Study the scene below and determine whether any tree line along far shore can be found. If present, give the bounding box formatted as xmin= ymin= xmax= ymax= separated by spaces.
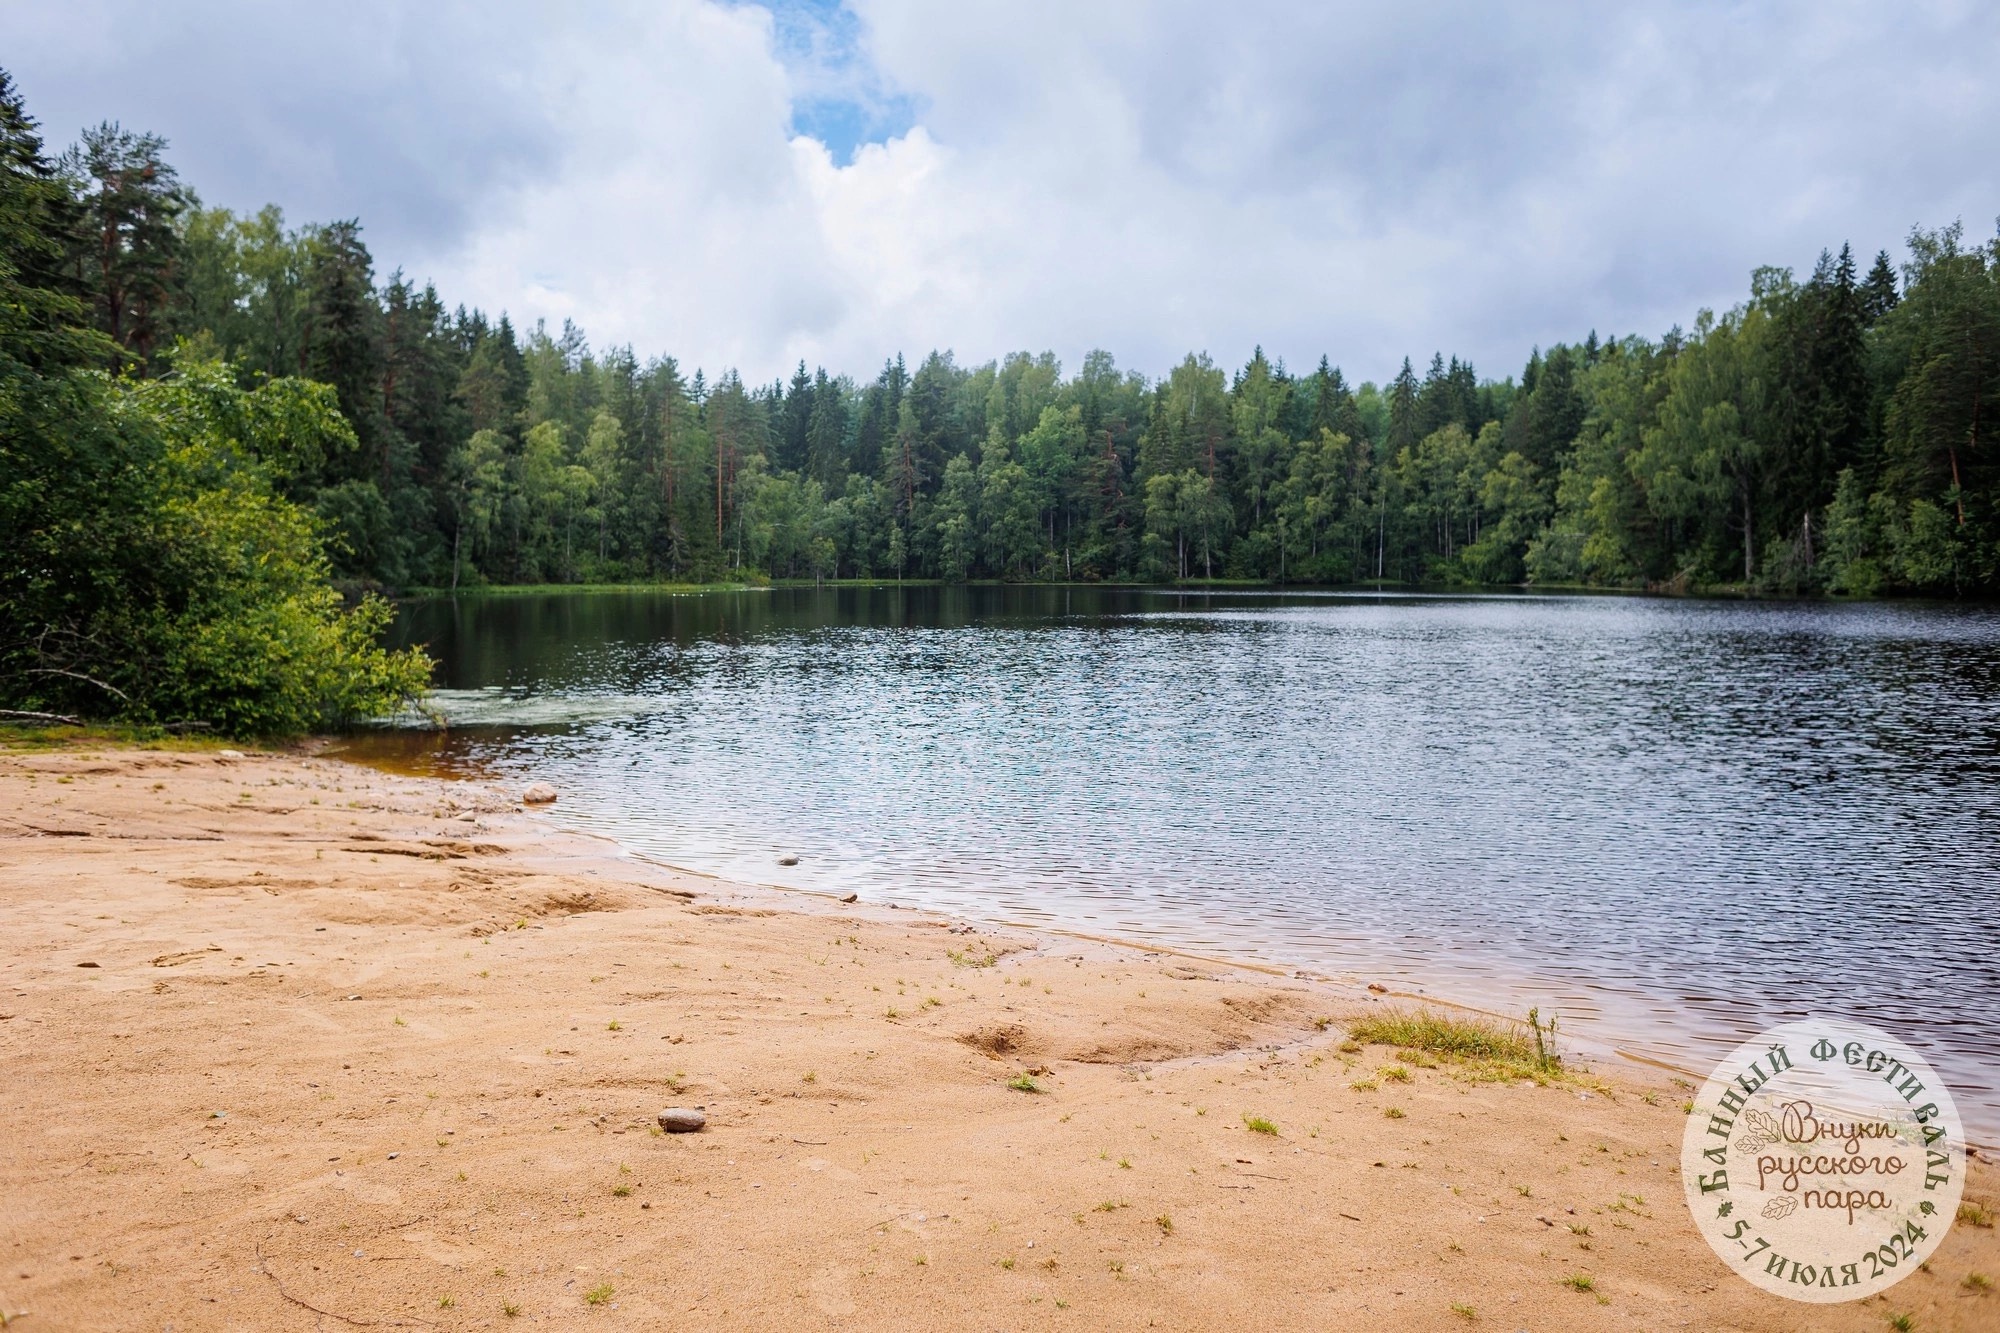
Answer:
xmin=5 ymin=69 xmax=1999 ymax=733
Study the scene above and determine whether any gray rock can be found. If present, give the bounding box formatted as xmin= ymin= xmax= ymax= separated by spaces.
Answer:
xmin=776 ymin=854 xmax=799 ymax=866
xmin=522 ymin=782 xmax=558 ymax=804
xmin=657 ymin=1106 xmax=707 ymax=1133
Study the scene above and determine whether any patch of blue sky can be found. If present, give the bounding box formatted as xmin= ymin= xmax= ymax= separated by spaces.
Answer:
xmin=755 ymin=0 xmax=920 ymax=164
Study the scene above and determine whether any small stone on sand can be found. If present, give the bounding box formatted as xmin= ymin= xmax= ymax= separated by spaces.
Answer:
xmin=839 ymin=893 xmax=857 ymax=904
xmin=777 ymin=854 xmax=799 ymax=866
xmin=523 ymin=782 xmax=558 ymax=804
xmin=658 ymin=1107 xmax=706 ymax=1133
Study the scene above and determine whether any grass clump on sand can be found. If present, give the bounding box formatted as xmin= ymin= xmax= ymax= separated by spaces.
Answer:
xmin=1348 ymin=1006 xmax=1565 ymax=1082
xmin=1243 ymin=1115 xmax=1278 ymax=1135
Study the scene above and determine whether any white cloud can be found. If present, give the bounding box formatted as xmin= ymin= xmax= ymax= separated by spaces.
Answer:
xmin=10 ymin=0 xmax=2000 ymax=385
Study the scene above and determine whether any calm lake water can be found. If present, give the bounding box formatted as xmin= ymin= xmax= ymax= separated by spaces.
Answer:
xmin=351 ymin=586 xmax=2000 ymax=1140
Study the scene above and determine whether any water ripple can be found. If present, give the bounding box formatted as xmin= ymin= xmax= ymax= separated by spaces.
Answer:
xmin=351 ymin=587 xmax=2000 ymax=1139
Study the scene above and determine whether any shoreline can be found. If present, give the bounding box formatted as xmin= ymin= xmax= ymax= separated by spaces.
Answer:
xmin=343 ymin=737 xmax=1995 ymax=1150
xmin=2 ymin=744 xmax=1994 ymax=1329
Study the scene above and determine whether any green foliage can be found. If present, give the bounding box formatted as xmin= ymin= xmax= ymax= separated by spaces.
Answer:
xmin=0 ymin=85 xmax=431 ymax=740
xmin=9 ymin=69 xmax=2000 ymax=600
xmin=1 ymin=358 xmax=432 ymax=735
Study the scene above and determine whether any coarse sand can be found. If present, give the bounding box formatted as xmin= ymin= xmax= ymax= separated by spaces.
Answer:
xmin=1 ymin=747 xmax=1994 ymax=1330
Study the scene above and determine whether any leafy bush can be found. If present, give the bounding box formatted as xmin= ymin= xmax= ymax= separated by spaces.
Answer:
xmin=2 ymin=362 xmax=432 ymax=735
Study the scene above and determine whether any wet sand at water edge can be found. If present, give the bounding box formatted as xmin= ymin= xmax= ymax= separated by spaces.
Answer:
xmin=1 ymin=746 xmax=1994 ymax=1330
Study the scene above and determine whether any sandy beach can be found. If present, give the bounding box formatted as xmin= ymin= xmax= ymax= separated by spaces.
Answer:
xmin=1 ymin=745 xmax=1993 ymax=1331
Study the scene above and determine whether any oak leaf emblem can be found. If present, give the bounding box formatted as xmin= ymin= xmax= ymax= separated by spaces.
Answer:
xmin=1762 ymin=1195 xmax=1799 ymax=1221
xmin=1735 ymin=1108 xmax=1782 ymax=1153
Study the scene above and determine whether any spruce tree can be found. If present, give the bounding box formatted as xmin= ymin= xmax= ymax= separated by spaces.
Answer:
xmin=1861 ymin=249 xmax=1900 ymax=326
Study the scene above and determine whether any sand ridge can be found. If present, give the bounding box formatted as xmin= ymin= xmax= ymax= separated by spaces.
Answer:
xmin=0 ymin=747 xmax=1994 ymax=1330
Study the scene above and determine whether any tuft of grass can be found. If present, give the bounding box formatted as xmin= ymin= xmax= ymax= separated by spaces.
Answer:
xmin=392 ymin=1016 xmax=406 ymax=1027
xmin=438 ymin=1295 xmax=455 ymax=1309
xmin=1350 ymin=1079 xmax=1378 ymax=1092
xmin=1964 ymin=1272 xmax=1990 ymax=1291
xmin=1561 ymin=1273 xmax=1594 ymax=1293
xmin=948 ymin=949 xmax=998 ymax=968
xmin=1887 ymin=1315 xmax=1914 ymax=1333
xmin=583 ymin=1282 xmax=614 ymax=1306
xmin=1243 ymin=1115 xmax=1278 ymax=1135
xmin=1155 ymin=1213 xmax=1173 ymax=1235
xmin=999 ymin=1256 xmax=1015 ymax=1270
xmin=802 ymin=1071 xmax=817 ymax=1084
xmin=1961 ymin=1200 xmax=1994 ymax=1228
xmin=502 ymin=1299 xmax=522 ymax=1317
xmin=1450 ymin=1302 xmax=1476 ymax=1321
xmin=1348 ymin=1005 xmax=1561 ymax=1081
xmin=1007 ymin=1073 xmax=1043 ymax=1093
xmin=612 ymin=1185 xmax=631 ymax=1198
xmin=1095 ymin=1199 xmax=1127 ymax=1212
xmin=1381 ymin=1065 xmax=1413 ymax=1083
xmin=1384 ymin=1107 xmax=1406 ymax=1119
xmin=606 ymin=1020 xmax=621 ymax=1031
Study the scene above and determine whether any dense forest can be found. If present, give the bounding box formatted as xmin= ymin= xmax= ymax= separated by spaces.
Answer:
xmin=33 ymin=112 xmax=1996 ymax=601
xmin=1 ymin=73 xmax=430 ymax=733
xmin=6 ymin=73 xmax=2000 ymax=728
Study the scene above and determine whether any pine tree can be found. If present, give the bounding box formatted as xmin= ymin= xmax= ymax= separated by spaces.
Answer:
xmin=59 ymin=122 xmax=187 ymax=367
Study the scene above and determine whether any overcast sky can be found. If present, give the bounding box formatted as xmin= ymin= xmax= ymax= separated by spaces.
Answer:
xmin=9 ymin=0 xmax=1999 ymax=386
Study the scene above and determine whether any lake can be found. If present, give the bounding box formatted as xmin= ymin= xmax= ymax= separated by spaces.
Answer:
xmin=351 ymin=586 xmax=2000 ymax=1139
